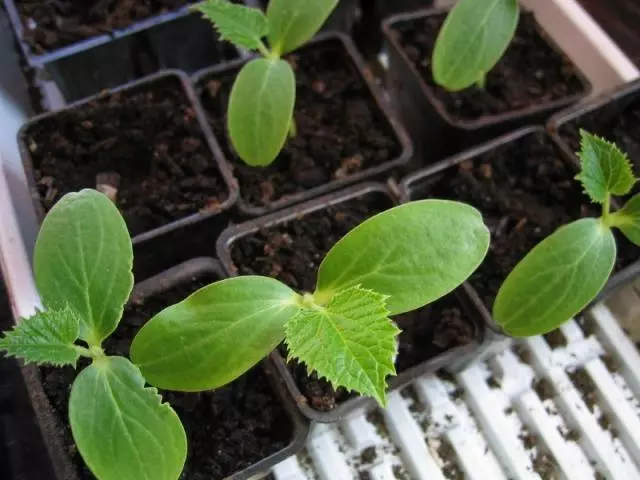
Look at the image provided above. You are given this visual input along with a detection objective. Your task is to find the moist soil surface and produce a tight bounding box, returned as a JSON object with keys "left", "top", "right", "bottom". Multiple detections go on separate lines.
{"left": 15, "top": 0, "right": 197, "bottom": 53}
{"left": 392, "top": 12, "right": 586, "bottom": 122}
{"left": 199, "top": 39, "right": 403, "bottom": 211}
{"left": 407, "top": 131, "right": 637, "bottom": 311}
{"left": 557, "top": 94, "right": 640, "bottom": 200}
{"left": 229, "top": 192, "right": 478, "bottom": 412}
{"left": 39, "top": 271, "right": 293, "bottom": 480}
{"left": 25, "top": 74, "right": 228, "bottom": 238}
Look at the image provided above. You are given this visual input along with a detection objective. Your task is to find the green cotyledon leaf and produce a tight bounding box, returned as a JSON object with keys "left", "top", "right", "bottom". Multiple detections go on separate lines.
{"left": 228, "top": 57, "right": 295, "bottom": 166}
{"left": 575, "top": 130, "right": 635, "bottom": 203}
{"left": 34, "top": 189, "right": 133, "bottom": 346}
{"left": 69, "top": 356, "right": 186, "bottom": 480}
{"left": 0, "top": 306, "right": 81, "bottom": 367}
{"left": 130, "top": 276, "right": 299, "bottom": 391}
{"left": 493, "top": 218, "right": 616, "bottom": 337}
{"left": 432, "top": 0, "right": 519, "bottom": 91}
{"left": 314, "top": 200, "right": 490, "bottom": 316}
{"left": 285, "top": 286, "right": 399, "bottom": 407}
{"left": 194, "top": 0, "right": 269, "bottom": 52}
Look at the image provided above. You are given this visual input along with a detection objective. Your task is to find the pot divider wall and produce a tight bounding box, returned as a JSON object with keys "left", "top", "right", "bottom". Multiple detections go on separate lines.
{"left": 400, "top": 126, "right": 640, "bottom": 339}
{"left": 4, "top": 0, "right": 241, "bottom": 102}
{"left": 17, "top": 69, "right": 238, "bottom": 249}
{"left": 216, "top": 182, "right": 487, "bottom": 422}
{"left": 192, "top": 32, "right": 413, "bottom": 218}
{"left": 381, "top": 6, "right": 591, "bottom": 167}
{"left": 20, "top": 257, "right": 308, "bottom": 480}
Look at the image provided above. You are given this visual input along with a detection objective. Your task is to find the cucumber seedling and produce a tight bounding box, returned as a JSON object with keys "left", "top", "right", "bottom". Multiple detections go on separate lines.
{"left": 194, "top": 0, "right": 338, "bottom": 166}
{"left": 432, "top": 0, "right": 519, "bottom": 91}
{"left": 493, "top": 130, "right": 640, "bottom": 336}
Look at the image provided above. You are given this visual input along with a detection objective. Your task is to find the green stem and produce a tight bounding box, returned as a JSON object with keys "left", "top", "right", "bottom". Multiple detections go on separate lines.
{"left": 75, "top": 345, "right": 95, "bottom": 359}
{"left": 288, "top": 116, "right": 297, "bottom": 139}
{"left": 602, "top": 194, "right": 611, "bottom": 225}
{"left": 257, "top": 40, "right": 271, "bottom": 58}
{"left": 475, "top": 73, "right": 486, "bottom": 89}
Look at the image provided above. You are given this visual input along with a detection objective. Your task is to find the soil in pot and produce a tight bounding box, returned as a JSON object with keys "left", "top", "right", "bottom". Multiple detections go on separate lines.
{"left": 15, "top": 0, "right": 199, "bottom": 53}
{"left": 390, "top": 12, "right": 586, "bottom": 122}
{"left": 25, "top": 74, "right": 228, "bottom": 238}
{"left": 407, "top": 131, "right": 637, "bottom": 312}
{"left": 39, "top": 271, "right": 294, "bottom": 480}
{"left": 199, "top": 38, "right": 403, "bottom": 211}
{"left": 556, "top": 98, "right": 640, "bottom": 201}
{"left": 229, "top": 192, "right": 477, "bottom": 412}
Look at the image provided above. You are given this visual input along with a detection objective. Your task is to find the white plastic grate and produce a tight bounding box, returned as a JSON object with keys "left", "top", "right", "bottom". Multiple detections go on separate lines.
{"left": 272, "top": 302, "right": 640, "bottom": 480}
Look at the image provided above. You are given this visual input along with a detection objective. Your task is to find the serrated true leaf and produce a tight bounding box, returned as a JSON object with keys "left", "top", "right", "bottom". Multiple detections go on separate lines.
{"left": 432, "top": 0, "right": 519, "bottom": 91}
{"left": 575, "top": 130, "right": 636, "bottom": 203}
{"left": 131, "top": 276, "right": 299, "bottom": 391}
{"left": 228, "top": 57, "right": 295, "bottom": 166}
{"left": 285, "top": 286, "right": 399, "bottom": 406}
{"left": 194, "top": 0, "right": 268, "bottom": 51}
{"left": 314, "top": 200, "right": 490, "bottom": 316}
{"left": 494, "top": 218, "right": 616, "bottom": 337}
{"left": 34, "top": 190, "right": 133, "bottom": 346}
{"left": 70, "top": 357, "right": 186, "bottom": 480}
{"left": 611, "top": 193, "right": 640, "bottom": 246}
{"left": 0, "top": 306, "right": 81, "bottom": 366}
{"left": 267, "top": 0, "right": 338, "bottom": 55}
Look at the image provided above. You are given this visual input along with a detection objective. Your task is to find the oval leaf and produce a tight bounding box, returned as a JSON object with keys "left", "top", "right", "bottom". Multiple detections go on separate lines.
{"left": 267, "top": 0, "right": 338, "bottom": 55}
{"left": 613, "top": 193, "right": 640, "bottom": 246}
{"left": 228, "top": 58, "right": 295, "bottom": 166}
{"left": 69, "top": 357, "right": 186, "bottom": 480}
{"left": 494, "top": 218, "right": 616, "bottom": 337}
{"left": 285, "top": 286, "right": 399, "bottom": 407}
{"left": 315, "top": 200, "right": 490, "bottom": 316}
{"left": 432, "top": 0, "right": 519, "bottom": 91}
{"left": 34, "top": 190, "right": 133, "bottom": 346}
{"left": 131, "top": 276, "right": 299, "bottom": 391}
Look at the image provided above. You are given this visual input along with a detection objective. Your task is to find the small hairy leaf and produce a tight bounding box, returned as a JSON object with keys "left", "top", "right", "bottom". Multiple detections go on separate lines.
{"left": 267, "top": 0, "right": 338, "bottom": 55}
{"left": 315, "top": 200, "right": 490, "bottom": 316}
{"left": 131, "top": 276, "right": 299, "bottom": 391}
{"left": 70, "top": 357, "right": 186, "bottom": 480}
{"left": 611, "top": 194, "right": 640, "bottom": 246}
{"left": 432, "top": 0, "right": 519, "bottom": 91}
{"left": 228, "top": 58, "right": 295, "bottom": 166}
{"left": 194, "top": 0, "right": 269, "bottom": 51}
{"left": 34, "top": 190, "right": 133, "bottom": 346}
{"left": 285, "top": 286, "right": 399, "bottom": 406}
{"left": 575, "top": 130, "right": 636, "bottom": 203}
{"left": 494, "top": 218, "right": 616, "bottom": 337}
{"left": 0, "top": 306, "right": 81, "bottom": 366}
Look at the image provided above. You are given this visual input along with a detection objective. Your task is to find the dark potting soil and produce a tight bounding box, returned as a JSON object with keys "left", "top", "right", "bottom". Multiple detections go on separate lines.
{"left": 199, "top": 39, "right": 403, "bottom": 210}
{"left": 25, "top": 74, "right": 228, "bottom": 238}
{"left": 229, "top": 192, "right": 477, "bottom": 412}
{"left": 557, "top": 95, "right": 640, "bottom": 201}
{"left": 39, "top": 273, "right": 293, "bottom": 480}
{"left": 15, "top": 0, "right": 196, "bottom": 53}
{"left": 407, "top": 131, "right": 637, "bottom": 311}
{"left": 392, "top": 12, "right": 586, "bottom": 122}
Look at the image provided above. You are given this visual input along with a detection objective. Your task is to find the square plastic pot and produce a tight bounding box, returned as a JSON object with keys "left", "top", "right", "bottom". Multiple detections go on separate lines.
{"left": 381, "top": 5, "right": 592, "bottom": 165}
{"left": 19, "top": 257, "right": 308, "bottom": 480}
{"left": 192, "top": 32, "right": 413, "bottom": 218}
{"left": 3, "top": 0, "right": 240, "bottom": 102}
{"left": 17, "top": 69, "right": 238, "bottom": 248}
{"left": 216, "top": 182, "right": 488, "bottom": 422}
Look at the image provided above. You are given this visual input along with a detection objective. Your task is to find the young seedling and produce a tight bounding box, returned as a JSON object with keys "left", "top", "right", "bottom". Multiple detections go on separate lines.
{"left": 432, "top": 0, "right": 519, "bottom": 91}
{"left": 130, "top": 200, "right": 490, "bottom": 406}
{"left": 194, "top": 0, "right": 338, "bottom": 166}
{"left": 0, "top": 190, "right": 187, "bottom": 480}
{"left": 493, "top": 130, "right": 640, "bottom": 336}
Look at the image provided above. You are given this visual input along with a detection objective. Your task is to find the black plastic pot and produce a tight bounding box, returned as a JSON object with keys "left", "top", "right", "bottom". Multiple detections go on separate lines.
{"left": 4, "top": 0, "right": 240, "bottom": 102}
{"left": 18, "top": 257, "right": 308, "bottom": 480}
{"left": 381, "top": 7, "right": 592, "bottom": 165}
{"left": 216, "top": 182, "right": 487, "bottom": 422}
{"left": 18, "top": 69, "right": 238, "bottom": 248}
{"left": 400, "top": 126, "right": 640, "bottom": 338}
{"left": 193, "top": 32, "right": 413, "bottom": 218}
